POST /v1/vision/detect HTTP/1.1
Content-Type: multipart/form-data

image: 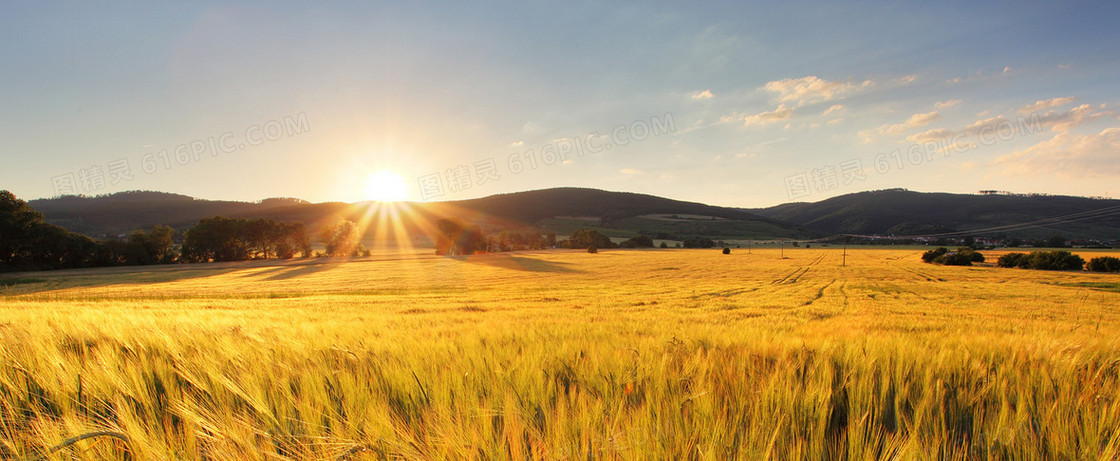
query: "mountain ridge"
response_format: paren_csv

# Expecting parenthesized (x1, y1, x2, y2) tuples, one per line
(25, 187, 1120, 242)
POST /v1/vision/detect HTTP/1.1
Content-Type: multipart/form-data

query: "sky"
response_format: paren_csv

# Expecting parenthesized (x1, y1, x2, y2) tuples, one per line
(2, 1, 1119, 208)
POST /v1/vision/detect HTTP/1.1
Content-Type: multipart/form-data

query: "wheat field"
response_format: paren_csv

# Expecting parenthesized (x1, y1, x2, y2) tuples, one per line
(2, 248, 1119, 460)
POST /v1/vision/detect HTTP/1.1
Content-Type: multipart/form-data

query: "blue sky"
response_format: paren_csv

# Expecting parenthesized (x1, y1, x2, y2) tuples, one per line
(2, 1, 1119, 207)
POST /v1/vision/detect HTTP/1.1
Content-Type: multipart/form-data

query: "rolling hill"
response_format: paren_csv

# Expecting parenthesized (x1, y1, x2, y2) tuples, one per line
(748, 189, 1120, 240)
(28, 188, 812, 241)
(26, 188, 1120, 243)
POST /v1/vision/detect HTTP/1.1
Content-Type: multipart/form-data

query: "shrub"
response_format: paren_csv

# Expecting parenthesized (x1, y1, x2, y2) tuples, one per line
(1027, 251, 1084, 271)
(722, 247, 731, 254)
(587, 245, 598, 254)
(921, 247, 948, 263)
(1087, 256, 1120, 272)
(997, 253, 1027, 268)
(997, 250, 1085, 271)
(956, 247, 984, 263)
(933, 252, 973, 266)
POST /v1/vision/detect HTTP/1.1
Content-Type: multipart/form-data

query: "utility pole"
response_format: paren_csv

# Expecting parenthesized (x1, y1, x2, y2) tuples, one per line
(781, 240, 785, 258)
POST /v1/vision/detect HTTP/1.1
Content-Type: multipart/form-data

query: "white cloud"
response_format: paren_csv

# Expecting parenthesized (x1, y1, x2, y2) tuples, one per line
(761, 76, 868, 106)
(878, 111, 942, 135)
(1019, 97, 1076, 114)
(690, 89, 714, 100)
(894, 74, 918, 85)
(961, 116, 1009, 136)
(822, 104, 844, 116)
(991, 128, 1120, 177)
(857, 128, 877, 144)
(743, 104, 794, 126)
(935, 99, 962, 109)
(906, 128, 955, 144)
(1034, 104, 1113, 131)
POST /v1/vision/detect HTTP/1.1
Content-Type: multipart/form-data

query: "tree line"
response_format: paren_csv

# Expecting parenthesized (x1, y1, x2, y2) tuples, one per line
(432, 220, 670, 255)
(1, 190, 370, 271)
(6, 189, 744, 271)
(919, 244, 1120, 272)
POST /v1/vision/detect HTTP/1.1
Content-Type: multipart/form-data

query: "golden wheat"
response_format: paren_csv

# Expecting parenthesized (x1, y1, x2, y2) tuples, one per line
(1, 248, 1118, 460)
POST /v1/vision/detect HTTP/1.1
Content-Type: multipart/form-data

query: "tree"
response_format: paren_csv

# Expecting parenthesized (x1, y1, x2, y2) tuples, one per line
(278, 222, 311, 259)
(181, 216, 251, 262)
(434, 218, 485, 255)
(1, 190, 104, 270)
(126, 225, 177, 264)
(1, 190, 46, 268)
(683, 237, 715, 249)
(321, 219, 364, 257)
(619, 235, 654, 248)
(567, 229, 615, 249)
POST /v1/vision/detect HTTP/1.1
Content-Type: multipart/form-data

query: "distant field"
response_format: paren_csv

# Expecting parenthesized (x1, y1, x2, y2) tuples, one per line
(2, 248, 1119, 459)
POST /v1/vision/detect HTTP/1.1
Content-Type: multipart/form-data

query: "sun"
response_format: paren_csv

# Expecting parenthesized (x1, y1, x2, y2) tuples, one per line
(363, 171, 408, 202)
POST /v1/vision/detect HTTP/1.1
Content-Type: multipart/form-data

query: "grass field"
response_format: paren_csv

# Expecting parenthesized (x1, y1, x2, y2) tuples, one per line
(2, 248, 1119, 460)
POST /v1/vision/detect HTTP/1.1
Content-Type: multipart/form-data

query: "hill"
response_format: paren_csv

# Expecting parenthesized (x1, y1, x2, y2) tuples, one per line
(29, 188, 812, 241)
(749, 189, 1120, 241)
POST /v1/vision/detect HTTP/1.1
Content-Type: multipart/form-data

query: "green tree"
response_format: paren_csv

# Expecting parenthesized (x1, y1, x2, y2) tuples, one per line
(1, 190, 103, 270)
(181, 216, 251, 262)
(568, 229, 614, 249)
(1, 190, 46, 267)
(126, 225, 176, 265)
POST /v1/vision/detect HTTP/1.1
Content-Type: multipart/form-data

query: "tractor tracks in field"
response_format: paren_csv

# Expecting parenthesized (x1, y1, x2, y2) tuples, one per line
(772, 253, 827, 285)
(898, 266, 945, 282)
(689, 287, 761, 300)
(802, 279, 836, 306)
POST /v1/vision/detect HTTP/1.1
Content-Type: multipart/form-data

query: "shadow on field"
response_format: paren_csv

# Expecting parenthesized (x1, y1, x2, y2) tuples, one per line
(462, 254, 581, 273)
(0, 265, 244, 295)
(260, 262, 340, 281)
